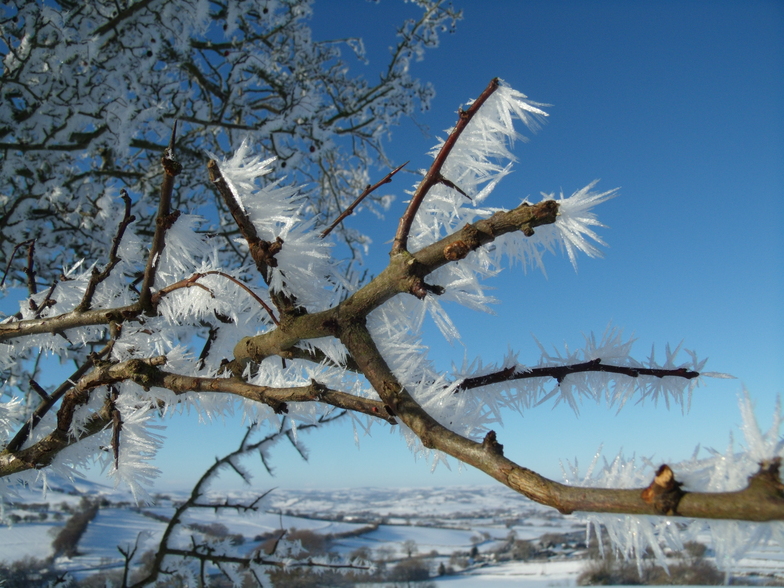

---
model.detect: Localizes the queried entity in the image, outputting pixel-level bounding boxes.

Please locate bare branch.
[392,78,500,254]
[125,414,368,588]
[337,319,784,521]
[320,160,408,238]
[139,123,182,312]
[456,358,699,392]
[0,239,35,291]
[76,190,136,313]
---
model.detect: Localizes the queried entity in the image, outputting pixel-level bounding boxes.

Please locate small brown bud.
[641,464,684,515]
[482,430,504,456]
[444,240,471,261]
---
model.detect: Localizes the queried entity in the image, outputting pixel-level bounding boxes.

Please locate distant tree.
[389,557,432,584]
[0,0,782,580]
[402,539,419,559]
[50,497,99,558]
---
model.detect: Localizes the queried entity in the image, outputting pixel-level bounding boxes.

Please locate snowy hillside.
[1,478,782,586]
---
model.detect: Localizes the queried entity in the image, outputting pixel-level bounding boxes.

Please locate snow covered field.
[1,477,782,585]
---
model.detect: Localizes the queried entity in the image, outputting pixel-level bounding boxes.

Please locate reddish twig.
[437,174,470,200]
[152,270,280,326]
[320,161,408,239]
[392,78,500,254]
[456,358,700,392]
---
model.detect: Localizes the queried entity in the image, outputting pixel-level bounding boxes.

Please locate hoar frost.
[1,63,772,575]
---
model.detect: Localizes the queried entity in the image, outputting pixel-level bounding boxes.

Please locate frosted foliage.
[564,390,783,572]
[211,139,349,311]
[447,326,719,423]
[107,386,166,504]
[406,82,618,322]
[0,397,24,440]
[1,74,724,507]
[0,0,459,285]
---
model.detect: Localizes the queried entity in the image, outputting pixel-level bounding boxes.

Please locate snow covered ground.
[433,560,583,587]
[1,477,783,585]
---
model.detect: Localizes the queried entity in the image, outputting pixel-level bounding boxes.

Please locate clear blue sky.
[7,0,784,493]
[154,0,783,492]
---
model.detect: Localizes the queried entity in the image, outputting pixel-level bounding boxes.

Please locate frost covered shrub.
[0,0,782,582]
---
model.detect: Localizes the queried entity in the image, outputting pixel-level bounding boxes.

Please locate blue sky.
[5,0,783,493]
[156,0,783,491]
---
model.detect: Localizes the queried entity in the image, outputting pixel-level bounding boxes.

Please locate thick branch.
[230,199,559,368]
[337,320,784,522]
[0,303,138,343]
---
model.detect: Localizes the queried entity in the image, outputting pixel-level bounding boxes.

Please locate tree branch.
[152,270,280,327]
[392,78,500,254]
[320,161,408,239]
[337,320,784,521]
[456,358,699,392]
[139,124,182,313]
[76,190,136,313]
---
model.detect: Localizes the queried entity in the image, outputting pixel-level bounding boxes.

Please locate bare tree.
[0,1,782,574]
[116,416,369,587]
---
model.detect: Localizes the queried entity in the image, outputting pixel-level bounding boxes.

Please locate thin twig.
[126,414,357,588]
[1,239,36,290]
[77,190,136,312]
[5,343,113,452]
[152,270,280,326]
[23,240,37,295]
[392,78,500,254]
[140,123,182,312]
[28,379,50,401]
[320,161,408,238]
[455,358,700,392]
[208,158,296,316]
[32,279,58,318]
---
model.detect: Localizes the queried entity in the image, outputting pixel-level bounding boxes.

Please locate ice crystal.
[566,390,784,573]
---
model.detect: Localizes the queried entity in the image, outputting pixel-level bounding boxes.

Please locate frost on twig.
[564,390,784,571]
